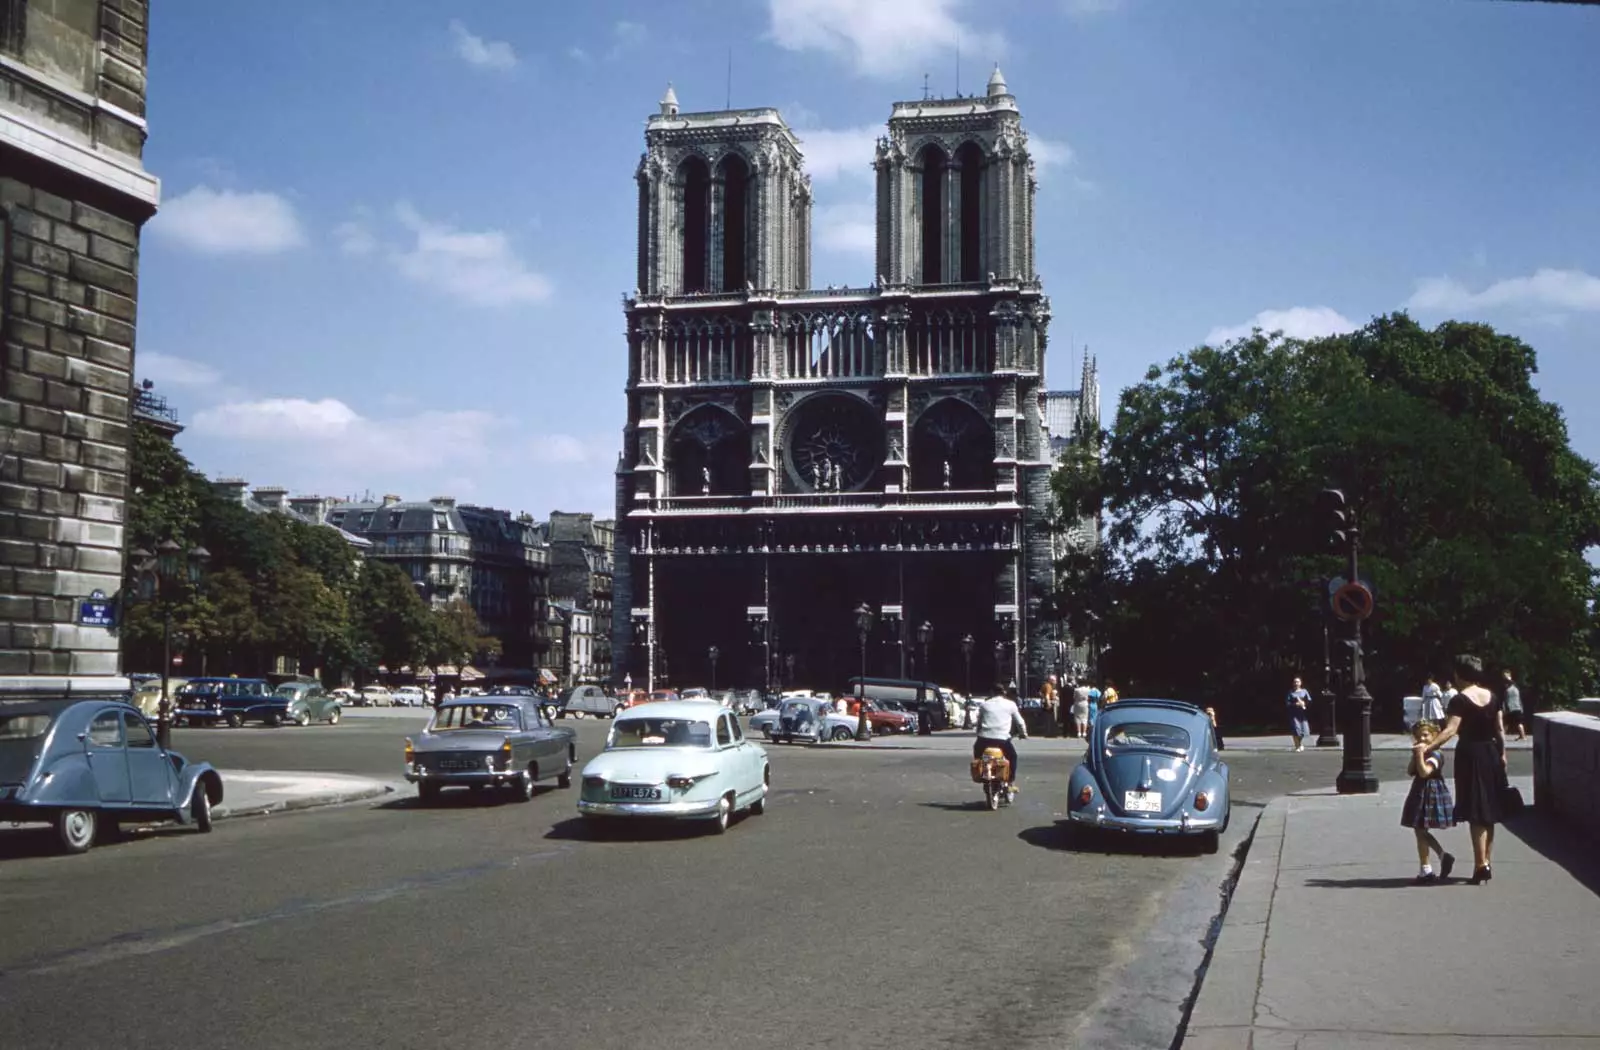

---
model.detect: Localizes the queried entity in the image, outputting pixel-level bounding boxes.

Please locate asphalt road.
[0,721,1533,1050]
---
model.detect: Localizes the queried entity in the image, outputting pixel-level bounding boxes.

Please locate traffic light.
[1318,488,1350,551]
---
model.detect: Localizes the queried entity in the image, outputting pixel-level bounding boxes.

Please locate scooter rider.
[973,682,1027,791]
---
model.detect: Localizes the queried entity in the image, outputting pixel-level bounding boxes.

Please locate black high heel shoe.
[1471,866,1491,884]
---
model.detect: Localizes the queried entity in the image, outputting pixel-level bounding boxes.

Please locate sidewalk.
[1184,775,1600,1049]
[213,770,393,820]
[812,731,1535,754]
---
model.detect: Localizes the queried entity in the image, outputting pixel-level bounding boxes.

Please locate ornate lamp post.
[130,540,209,749]
[1322,488,1376,793]
[917,621,932,680]
[854,602,874,741]
[1316,613,1340,748]
[708,645,720,692]
[916,621,933,734]
[960,634,974,698]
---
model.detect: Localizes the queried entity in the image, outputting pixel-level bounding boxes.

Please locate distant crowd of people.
[1037,674,1120,739]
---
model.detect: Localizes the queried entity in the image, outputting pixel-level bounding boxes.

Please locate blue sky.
[137,0,1600,520]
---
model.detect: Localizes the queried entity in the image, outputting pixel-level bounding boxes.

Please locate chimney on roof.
[212,478,249,505]
[253,486,288,511]
[289,495,333,523]
[382,494,402,507]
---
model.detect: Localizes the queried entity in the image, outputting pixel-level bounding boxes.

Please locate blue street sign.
[78,591,116,627]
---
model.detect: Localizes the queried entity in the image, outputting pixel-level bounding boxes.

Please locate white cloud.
[798,125,881,181]
[766,0,1003,80]
[333,219,377,257]
[137,352,222,390]
[1063,0,1122,16]
[151,186,305,255]
[389,203,552,307]
[448,20,517,71]
[530,434,594,465]
[193,397,501,472]
[816,201,876,258]
[1405,268,1600,316]
[1206,306,1357,346]
[608,20,647,60]
[567,45,591,64]
[1028,135,1075,169]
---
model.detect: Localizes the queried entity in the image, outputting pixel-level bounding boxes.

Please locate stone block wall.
[1532,712,1600,841]
[0,166,144,675]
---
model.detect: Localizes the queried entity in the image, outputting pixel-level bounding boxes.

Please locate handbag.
[1499,783,1525,814]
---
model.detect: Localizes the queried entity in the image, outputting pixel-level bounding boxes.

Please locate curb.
[212,782,394,822]
[1180,796,1289,1049]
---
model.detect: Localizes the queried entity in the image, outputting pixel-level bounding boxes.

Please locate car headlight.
[582,776,606,790]
[667,772,716,789]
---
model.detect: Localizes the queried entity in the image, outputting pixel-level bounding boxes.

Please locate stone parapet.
[1532,711,1600,840]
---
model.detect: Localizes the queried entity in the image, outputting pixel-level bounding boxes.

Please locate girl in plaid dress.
[1401,721,1457,883]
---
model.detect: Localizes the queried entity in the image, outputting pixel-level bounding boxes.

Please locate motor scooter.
[971,746,1014,810]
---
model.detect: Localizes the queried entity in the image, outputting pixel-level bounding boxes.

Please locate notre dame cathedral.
[612,69,1064,697]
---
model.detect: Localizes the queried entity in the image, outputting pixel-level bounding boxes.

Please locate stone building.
[544,599,593,688]
[613,70,1058,696]
[542,511,614,683]
[1,0,157,679]
[326,496,550,669]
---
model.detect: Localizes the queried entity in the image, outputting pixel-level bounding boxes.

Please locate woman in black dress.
[1418,654,1507,883]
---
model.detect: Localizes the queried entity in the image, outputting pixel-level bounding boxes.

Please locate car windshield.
[780,700,818,718]
[274,684,307,698]
[0,714,52,740]
[608,718,714,749]
[1105,721,1191,754]
[176,681,217,697]
[431,705,521,731]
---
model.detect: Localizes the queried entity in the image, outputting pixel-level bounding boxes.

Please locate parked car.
[843,697,916,734]
[360,686,395,708]
[274,681,343,726]
[577,701,768,833]
[0,684,224,855]
[392,686,429,708]
[748,705,783,736]
[404,697,577,804]
[557,684,622,719]
[1065,699,1230,853]
[767,697,860,744]
[680,687,710,699]
[173,677,286,727]
[648,690,680,703]
[730,688,762,715]
[615,689,649,710]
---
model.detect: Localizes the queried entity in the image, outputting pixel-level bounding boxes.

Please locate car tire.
[294,711,310,727]
[512,770,535,802]
[571,710,586,720]
[192,783,214,833]
[265,713,281,728]
[328,709,341,725]
[417,782,441,805]
[831,726,854,742]
[1199,829,1220,855]
[712,794,732,834]
[54,808,97,854]
[611,705,622,719]
[225,712,243,729]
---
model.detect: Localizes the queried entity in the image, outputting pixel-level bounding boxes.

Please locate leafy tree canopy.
[1052,314,1600,719]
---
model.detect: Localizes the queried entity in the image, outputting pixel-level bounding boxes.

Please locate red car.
[844,697,916,734]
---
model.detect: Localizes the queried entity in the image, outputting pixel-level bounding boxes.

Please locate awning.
[459,665,485,682]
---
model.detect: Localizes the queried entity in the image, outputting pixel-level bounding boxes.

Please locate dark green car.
[273,682,343,726]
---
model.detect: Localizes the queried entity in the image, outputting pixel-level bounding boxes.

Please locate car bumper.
[577,798,724,820]
[1065,808,1225,834]
[405,769,519,786]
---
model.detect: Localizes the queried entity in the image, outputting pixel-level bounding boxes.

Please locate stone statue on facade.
[702,465,711,495]
[942,459,952,490]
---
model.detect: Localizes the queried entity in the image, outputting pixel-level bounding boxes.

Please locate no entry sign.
[1331,581,1375,622]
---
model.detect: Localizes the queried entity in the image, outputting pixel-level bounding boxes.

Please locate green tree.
[348,561,434,678]
[426,598,501,672]
[1053,315,1600,718]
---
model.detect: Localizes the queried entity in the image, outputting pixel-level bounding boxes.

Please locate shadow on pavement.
[0,822,195,862]
[1017,821,1208,857]
[1500,807,1600,897]
[1302,875,1466,890]
[918,800,994,812]
[544,816,718,843]
[375,786,566,811]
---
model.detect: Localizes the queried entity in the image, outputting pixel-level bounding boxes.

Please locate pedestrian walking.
[1206,706,1225,751]
[1286,676,1312,752]
[1502,669,1526,741]
[1086,683,1101,732]
[1071,682,1090,739]
[1419,654,1507,883]
[1420,674,1445,725]
[1102,680,1119,706]
[1401,720,1456,883]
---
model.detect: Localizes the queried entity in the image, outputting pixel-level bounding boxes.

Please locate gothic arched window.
[680,156,711,293]
[718,153,750,291]
[956,141,985,282]
[918,144,948,285]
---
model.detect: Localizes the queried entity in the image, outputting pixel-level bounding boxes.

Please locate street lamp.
[854,602,874,741]
[916,621,933,734]
[960,634,974,699]
[130,540,210,749]
[1321,488,1375,793]
[708,645,720,692]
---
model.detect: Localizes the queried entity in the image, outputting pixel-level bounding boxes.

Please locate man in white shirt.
[973,684,1028,789]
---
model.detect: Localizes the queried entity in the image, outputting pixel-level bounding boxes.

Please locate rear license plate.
[437,757,481,772]
[1124,790,1162,813]
[610,785,662,800]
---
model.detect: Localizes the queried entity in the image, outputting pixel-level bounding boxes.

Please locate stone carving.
[888,433,902,461]
[754,432,768,464]
[942,460,952,490]
[702,465,711,495]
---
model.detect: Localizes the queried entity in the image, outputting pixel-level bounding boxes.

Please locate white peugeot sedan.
[577,701,769,833]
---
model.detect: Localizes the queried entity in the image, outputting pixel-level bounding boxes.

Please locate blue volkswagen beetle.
[0,684,224,855]
[1065,699,1230,853]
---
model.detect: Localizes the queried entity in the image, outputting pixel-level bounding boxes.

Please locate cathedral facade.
[613,71,1057,697]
